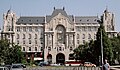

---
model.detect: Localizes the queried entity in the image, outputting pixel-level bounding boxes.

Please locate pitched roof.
[75,16,99,23]
[46,9,74,22]
[16,16,45,24]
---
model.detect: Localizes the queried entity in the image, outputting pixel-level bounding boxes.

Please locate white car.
[50,63,61,66]
[0,67,9,70]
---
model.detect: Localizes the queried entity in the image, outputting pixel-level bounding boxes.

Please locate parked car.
[84,62,96,67]
[4,65,11,70]
[11,64,23,70]
[50,63,61,66]
[38,61,49,66]
[0,66,9,70]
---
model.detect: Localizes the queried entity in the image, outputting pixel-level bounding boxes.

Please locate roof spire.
[7,5,12,14]
[104,6,108,13]
[54,7,55,10]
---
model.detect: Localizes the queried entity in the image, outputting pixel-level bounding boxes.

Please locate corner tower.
[2,9,16,43]
[102,8,115,32]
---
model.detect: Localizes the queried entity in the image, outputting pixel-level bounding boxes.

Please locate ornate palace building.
[1,7,117,64]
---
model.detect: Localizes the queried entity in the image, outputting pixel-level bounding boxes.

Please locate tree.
[110,36,120,64]
[0,39,24,64]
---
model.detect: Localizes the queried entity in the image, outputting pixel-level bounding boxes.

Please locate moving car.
[84,62,96,67]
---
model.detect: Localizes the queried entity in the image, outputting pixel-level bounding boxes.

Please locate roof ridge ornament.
[63,7,65,10]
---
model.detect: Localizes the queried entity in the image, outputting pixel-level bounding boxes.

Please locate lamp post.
[101,30,103,67]
[97,20,104,69]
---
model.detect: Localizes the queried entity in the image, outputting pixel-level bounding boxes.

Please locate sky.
[0,0,120,31]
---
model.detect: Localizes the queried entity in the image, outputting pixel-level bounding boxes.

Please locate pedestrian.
[103,59,110,70]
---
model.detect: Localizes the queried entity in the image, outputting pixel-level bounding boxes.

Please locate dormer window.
[21,20,23,22]
[80,20,82,21]
[87,19,89,21]
[37,20,38,22]
[94,19,96,21]
[29,20,31,22]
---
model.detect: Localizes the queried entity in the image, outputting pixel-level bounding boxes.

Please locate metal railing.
[23,66,100,70]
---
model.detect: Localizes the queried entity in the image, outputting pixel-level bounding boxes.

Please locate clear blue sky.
[0,0,120,31]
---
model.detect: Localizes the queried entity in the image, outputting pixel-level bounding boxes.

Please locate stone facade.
[1,8,117,64]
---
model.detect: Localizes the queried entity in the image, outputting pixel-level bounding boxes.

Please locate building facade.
[1,8,117,64]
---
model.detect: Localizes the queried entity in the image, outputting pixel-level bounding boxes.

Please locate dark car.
[11,64,23,70]
[38,61,49,66]
[4,65,11,70]
[12,64,26,68]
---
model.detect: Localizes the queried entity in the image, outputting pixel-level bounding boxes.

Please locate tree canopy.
[0,39,24,65]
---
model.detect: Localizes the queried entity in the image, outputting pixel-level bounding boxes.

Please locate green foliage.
[0,39,24,65]
[73,23,115,65]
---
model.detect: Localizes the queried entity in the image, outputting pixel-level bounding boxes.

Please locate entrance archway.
[47,54,52,64]
[56,53,65,64]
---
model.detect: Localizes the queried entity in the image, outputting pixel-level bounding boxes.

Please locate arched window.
[23,34,25,38]
[56,25,66,44]
[35,47,37,51]
[23,47,25,51]
[88,34,91,39]
[29,34,31,39]
[82,34,85,39]
[35,34,37,39]
[29,47,31,51]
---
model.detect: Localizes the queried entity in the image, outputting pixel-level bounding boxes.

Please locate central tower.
[44,8,75,64]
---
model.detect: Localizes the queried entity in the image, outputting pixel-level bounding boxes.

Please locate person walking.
[103,59,110,70]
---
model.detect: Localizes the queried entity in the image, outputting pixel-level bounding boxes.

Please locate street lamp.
[101,30,103,66]
[97,20,104,68]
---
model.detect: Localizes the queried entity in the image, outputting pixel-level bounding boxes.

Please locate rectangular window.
[41,47,43,51]
[8,34,10,38]
[29,27,32,32]
[35,40,37,44]
[35,27,38,32]
[17,40,19,44]
[23,40,25,44]
[77,34,79,39]
[16,27,20,32]
[83,40,85,44]
[17,34,19,39]
[77,40,79,44]
[23,27,26,32]
[29,40,31,44]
